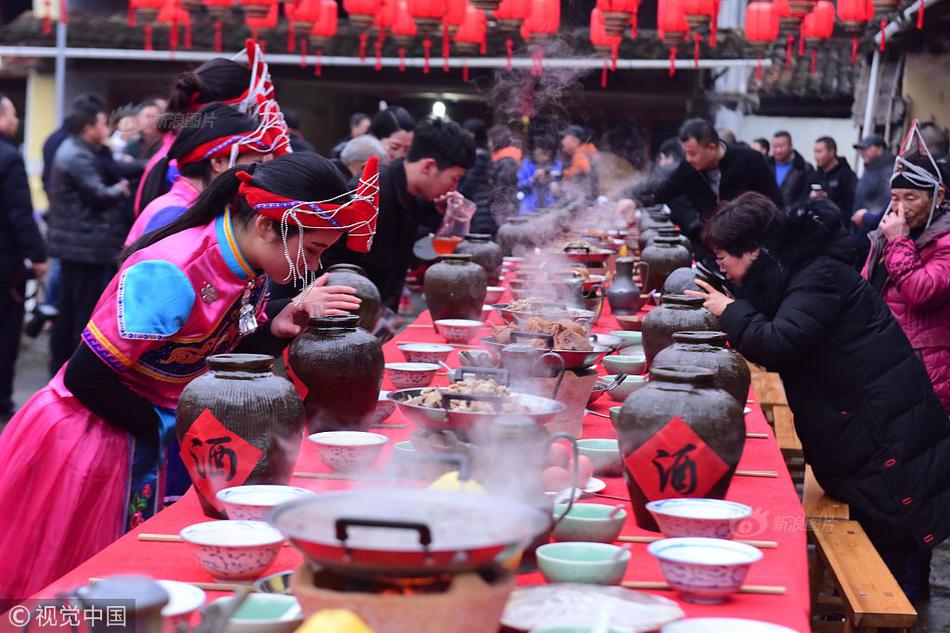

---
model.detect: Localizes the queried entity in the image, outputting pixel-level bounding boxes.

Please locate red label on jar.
[625,416,730,501]
[283,347,309,399]
[180,408,264,511]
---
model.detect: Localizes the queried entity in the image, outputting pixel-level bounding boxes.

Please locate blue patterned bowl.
[647,537,763,604]
[308,431,388,473]
[398,343,454,364]
[646,498,753,540]
[434,319,484,344]
[180,520,284,580]
[216,485,316,521]
[385,362,441,389]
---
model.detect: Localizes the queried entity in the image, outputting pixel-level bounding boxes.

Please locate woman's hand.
[270,273,362,339]
[880,206,910,242]
[685,279,735,317]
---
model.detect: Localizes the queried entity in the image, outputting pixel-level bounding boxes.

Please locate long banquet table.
[33,284,811,632]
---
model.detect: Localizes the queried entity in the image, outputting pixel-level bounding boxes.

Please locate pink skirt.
[0,370,129,601]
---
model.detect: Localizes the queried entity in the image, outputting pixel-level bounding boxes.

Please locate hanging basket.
[602,11,632,35]
[470,0,502,11]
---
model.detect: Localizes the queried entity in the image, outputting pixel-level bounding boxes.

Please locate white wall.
[726,114,864,169]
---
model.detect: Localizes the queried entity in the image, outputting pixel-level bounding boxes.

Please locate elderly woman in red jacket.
[864,146,950,414]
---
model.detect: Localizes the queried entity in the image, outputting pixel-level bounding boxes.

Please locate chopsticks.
[90,577,248,592]
[621,581,786,595]
[736,470,778,478]
[138,533,183,543]
[618,535,778,549]
[400,341,482,349]
[746,433,769,439]
[293,471,396,482]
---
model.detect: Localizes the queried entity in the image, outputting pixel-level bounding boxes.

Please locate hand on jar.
[270,273,361,338]
[685,279,734,317]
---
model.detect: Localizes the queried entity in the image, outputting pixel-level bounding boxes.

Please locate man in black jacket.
[769,130,814,209]
[47,103,131,375]
[321,118,476,311]
[0,95,47,419]
[622,119,783,255]
[809,136,858,225]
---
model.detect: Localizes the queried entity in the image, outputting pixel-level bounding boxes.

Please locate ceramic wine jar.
[424,254,487,321]
[497,217,533,256]
[325,263,382,332]
[641,294,719,364]
[455,234,503,284]
[607,257,646,315]
[652,331,751,404]
[640,237,692,295]
[288,315,384,433]
[613,365,745,531]
[176,354,305,518]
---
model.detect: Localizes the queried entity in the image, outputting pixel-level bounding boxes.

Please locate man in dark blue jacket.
[0,94,47,420]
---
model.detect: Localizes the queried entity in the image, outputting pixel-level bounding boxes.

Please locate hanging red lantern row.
[682,0,714,67]
[455,3,487,81]
[801,0,833,74]
[596,0,640,36]
[242,1,279,43]
[309,0,338,75]
[128,0,165,51]
[590,7,622,88]
[522,0,559,77]
[837,0,871,63]
[202,0,234,52]
[495,0,530,71]
[442,0,468,72]
[344,0,382,60]
[407,0,446,73]
[285,0,323,53]
[389,0,418,72]
[658,0,688,77]
[157,0,192,52]
[744,1,779,81]
[371,0,399,70]
[870,0,900,49]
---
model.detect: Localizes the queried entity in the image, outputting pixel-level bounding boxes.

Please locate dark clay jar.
[615,365,745,531]
[638,208,672,232]
[424,254,488,321]
[325,263,382,332]
[662,267,700,295]
[640,237,693,295]
[642,294,719,364]
[455,233,503,284]
[645,227,692,254]
[652,331,752,404]
[288,315,384,433]
[637,222,676,251]
[607,257,645,315]
[176,354,305,519]
[497,217,533,256]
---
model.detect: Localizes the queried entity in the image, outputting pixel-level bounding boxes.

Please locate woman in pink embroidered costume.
[127,102,270,246]
[863,122,950,413]
[136,39,291,214]
[0,152,379,602]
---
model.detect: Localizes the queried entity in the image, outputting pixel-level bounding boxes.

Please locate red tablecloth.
[34,287,810,632]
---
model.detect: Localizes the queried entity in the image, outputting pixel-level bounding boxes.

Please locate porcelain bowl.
[179,520,284,580]
[307,431,388,473]
[485,286,505,304]
[608,330,642,347]
[370,390,397,425]
[603,354,647,376]
[661,618,798,633]
[216,485,316,521]
[576,439,623,477]
[614,315,644,332]
[646,498,753,540]
[385,362,440,389]
[647,537,763,604]
[209,593,303,633]
[434,319,484,344]
[551,503,627,543]
[157,579,205,633]
[398,343,453,364]
[598,375,647,402]
[536,542,630,585]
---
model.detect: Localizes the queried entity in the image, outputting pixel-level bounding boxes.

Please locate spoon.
[585,409,611,419]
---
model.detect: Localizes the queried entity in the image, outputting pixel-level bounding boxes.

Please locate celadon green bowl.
[552,503,627,543]
[536,542,630,585]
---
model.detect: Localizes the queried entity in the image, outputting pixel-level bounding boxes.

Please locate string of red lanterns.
[309,0,338,75]
[744,1,779,81]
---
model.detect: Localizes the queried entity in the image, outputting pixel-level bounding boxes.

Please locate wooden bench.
[751,372,788,425]
[772,405,804,486]
[809,518,917,632]
[803,465,849,521]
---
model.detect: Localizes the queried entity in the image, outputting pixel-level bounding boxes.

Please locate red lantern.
[157,0,192,52]
[495,0,529,70]
[390,0,417,72]
[802,0,833,74]
[202,0,233,52]
[408,0,445,73]
[285,0,323,52]
[454,3,486,81]
[682,0,714,66]
[128,0,165,51]
[837,0,870,62]
[309,0,338,76]
[745,1,778,80]
[596,0,640,36]
[523,0,559,77]
[590,7,621,86]
[441,0,468,72]
[658,0,688,76]
[242,1,278,43]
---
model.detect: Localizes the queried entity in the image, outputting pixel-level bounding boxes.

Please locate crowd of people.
[0,39,948,607]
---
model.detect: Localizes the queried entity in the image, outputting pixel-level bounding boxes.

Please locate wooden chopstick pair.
[622,581,786,595]
[90,577,248,592]
[618,535,778,549]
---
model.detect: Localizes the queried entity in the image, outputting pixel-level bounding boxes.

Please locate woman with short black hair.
[687,192,950,604]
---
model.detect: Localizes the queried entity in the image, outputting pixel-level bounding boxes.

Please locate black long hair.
[123,152,348,261]
[369,106,415,140]
[160,58,251,133]
[138,102,261,209]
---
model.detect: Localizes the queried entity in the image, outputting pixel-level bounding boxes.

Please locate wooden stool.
[773,405,804,486]
[751,372,788,425]
[809,518,917,632]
